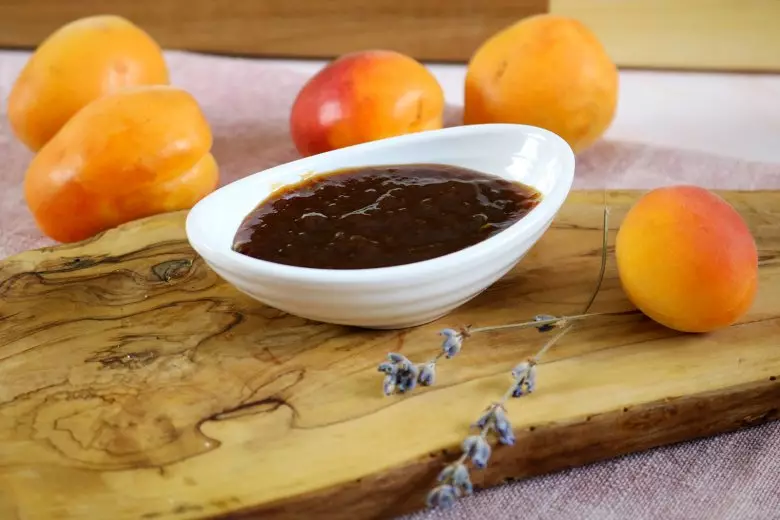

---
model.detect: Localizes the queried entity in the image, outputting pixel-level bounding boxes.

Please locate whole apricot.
[7,15,169,151]
[615,186,758,333]
[464,15,618,153]
[290,50,445,157]
[24,85,218,243]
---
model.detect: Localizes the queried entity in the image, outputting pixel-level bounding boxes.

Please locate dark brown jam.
[232,164,542,270]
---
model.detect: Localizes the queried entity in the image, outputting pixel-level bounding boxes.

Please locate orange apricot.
[24,86,218,243]
[290,50,445,157]
[7,15,169,151]
[464,14,618,153]
[615,186,758,333]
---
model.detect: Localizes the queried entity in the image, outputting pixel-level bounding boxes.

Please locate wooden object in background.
[0,191,778,520]
[0,0,546,62]
[549,0,780,72]
[1,0,779,71]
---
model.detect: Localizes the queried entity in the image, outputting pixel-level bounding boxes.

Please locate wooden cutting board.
[1,190,778,520]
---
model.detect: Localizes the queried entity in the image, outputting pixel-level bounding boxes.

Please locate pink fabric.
[2,50,779,518]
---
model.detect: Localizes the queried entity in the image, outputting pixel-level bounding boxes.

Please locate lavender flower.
[398,364,419,393]
[451,463,473,495]
[388,353,408,364]
[462,435,491,469]
[376,328,472,396]
[510,361,537,397]
[474,408,493,430]
[492,407,515,445]
[376,328,473,396]
[511,362,529,381]
[534,314,557,333]
[377,361,395,375]
[474,405,515,446]
[526,365,537,393]
[382,374,396,395]
[437,464,456,482]
[418,362,436,386]
[436,462,474,498]
[439,328,464,358]
[426,484,458,509]
[379,353,420,395]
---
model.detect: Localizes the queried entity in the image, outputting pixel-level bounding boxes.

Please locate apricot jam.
[232,164,542,270]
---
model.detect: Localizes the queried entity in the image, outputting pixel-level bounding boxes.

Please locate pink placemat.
[2,49,779,519]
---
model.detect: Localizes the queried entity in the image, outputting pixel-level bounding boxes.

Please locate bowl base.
[277,309,454,331]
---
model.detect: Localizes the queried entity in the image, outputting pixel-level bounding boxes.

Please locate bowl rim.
[186,123,575,285]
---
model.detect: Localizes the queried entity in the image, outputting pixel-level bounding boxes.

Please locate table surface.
[277,58,780,165]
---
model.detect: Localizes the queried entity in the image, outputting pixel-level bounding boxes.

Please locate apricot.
[464,14,618,153]
[290,50,445,157]
[7,15,169,151]
[615,186,758,333]
[24,85,218,243]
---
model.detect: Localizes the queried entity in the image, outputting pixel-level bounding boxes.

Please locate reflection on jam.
[232,164,542,270]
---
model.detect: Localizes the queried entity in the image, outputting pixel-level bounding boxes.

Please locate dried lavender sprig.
[582,206,610,315]
[377,308,632,396]
[426,206,611,510]
[468,308,636,335]
[473,206,614,339]
[530,207,610,363]
[378,327,471,395]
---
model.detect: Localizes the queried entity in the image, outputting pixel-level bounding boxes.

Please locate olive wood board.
[0,190,778,520]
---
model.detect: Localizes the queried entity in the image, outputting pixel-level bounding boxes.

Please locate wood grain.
[0,190,778,520]
[0,0,547,62]
[2,0,779,70]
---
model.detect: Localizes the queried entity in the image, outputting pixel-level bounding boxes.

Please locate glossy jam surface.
[232,164,542,270]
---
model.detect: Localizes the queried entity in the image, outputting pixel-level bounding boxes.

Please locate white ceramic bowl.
[186,124,575,329]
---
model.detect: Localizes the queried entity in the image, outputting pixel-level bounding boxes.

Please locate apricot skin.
[290,50,445,157]
[24,86,217,243]
[7,15,169,151]
[464,14,618,153]
[615,186,758,333]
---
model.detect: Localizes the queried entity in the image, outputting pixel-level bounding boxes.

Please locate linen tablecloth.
[1,50,779,519]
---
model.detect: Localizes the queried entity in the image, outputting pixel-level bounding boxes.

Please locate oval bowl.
[186,123,575,329]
